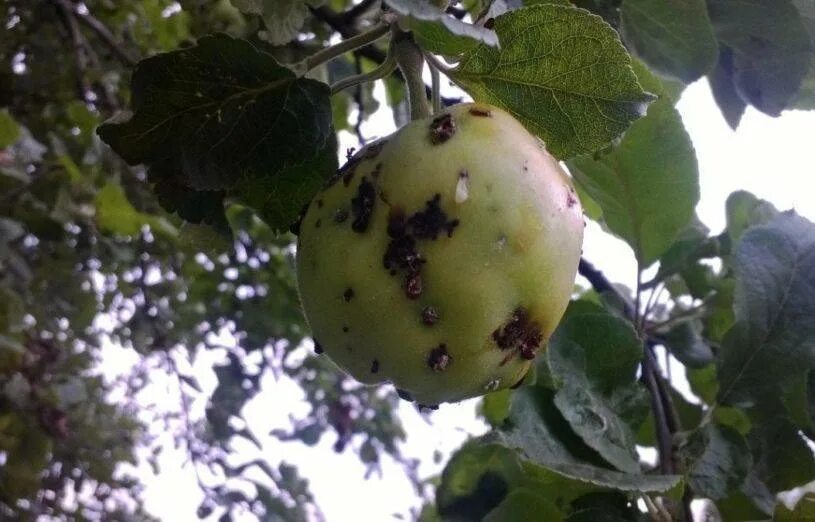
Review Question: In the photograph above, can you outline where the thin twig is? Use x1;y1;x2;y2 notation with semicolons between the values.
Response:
305;23;390;72
647;293;715;333
54;0;138;66
55;0;93;103
330;40;397;94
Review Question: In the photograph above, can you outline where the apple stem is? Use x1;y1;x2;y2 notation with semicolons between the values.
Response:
393;30;431;120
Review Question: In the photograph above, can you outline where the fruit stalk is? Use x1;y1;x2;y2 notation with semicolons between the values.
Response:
392;30;431;120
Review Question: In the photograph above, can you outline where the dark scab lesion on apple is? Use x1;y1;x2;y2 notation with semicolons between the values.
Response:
422;306;439;325
469;107;492;117
334;208;349;223
343;288;355;302
429;113;456;145
313;340;324;354
370;359;380;374
351;177;376;233
427;343;452;372
492;307;543;363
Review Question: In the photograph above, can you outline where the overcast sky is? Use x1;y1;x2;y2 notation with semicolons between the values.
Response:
117;76;815;521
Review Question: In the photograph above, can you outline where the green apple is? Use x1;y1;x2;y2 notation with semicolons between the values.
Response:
296;103;584;406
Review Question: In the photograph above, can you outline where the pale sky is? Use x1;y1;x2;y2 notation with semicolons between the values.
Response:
112;77;815;521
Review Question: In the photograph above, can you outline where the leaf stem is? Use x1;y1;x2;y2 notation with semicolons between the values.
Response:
331;42;397;95
393;31;430;120
304;23;390;73
423;51;454;75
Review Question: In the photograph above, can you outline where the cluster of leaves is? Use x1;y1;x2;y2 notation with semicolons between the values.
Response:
3;0;815;520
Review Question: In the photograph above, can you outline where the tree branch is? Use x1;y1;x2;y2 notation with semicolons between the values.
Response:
53;0;138;67
579;257;693;520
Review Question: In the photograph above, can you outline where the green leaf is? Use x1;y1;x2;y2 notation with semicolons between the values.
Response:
386;0;499;55
234;133;338;231
715;490;773;521
678;424;752;500
707;47;747;130
449;4;654;159
436;442;530;521
725;190;779;244
501;387;682;493
620;0;717;83
629;58;686;105
687;364;717;405
95;182;177;238
480;389;512;427
0;109;21;148
568;99;699;265
484;489;563;522
707;0;812;117
502;386;598;467
717;213;815;409
98;34;334;232
748;415;815;494
661;320;714;369
792;0;815;109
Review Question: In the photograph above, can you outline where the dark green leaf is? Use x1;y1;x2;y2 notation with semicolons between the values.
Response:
620;0;717;82
678;424;752;500
661;320;714;369
98;34;334;231
707;47;747;130
707;0;812;117
569;99;699;265
386;0;499;55
0;109;21;148
449;4;654;159
547;312;644;473
717;213;815;409
748;415;815;494
484;489;563;522
725;190;779;244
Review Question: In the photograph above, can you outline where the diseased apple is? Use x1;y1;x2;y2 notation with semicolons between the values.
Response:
296;103;584;406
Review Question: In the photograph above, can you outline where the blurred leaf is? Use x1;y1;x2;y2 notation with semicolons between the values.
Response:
660;319;714;369
620;0;717;82
748;415;815;494
449;4;654;159
484;488;563;521
232;0;312;45
725;190;779;244
0;109;21;148
707;47;747;130
481;389;512;427
707;0;812;117
717;213;815;409
678;424;752;500
569;100;699;265
95;182;177;238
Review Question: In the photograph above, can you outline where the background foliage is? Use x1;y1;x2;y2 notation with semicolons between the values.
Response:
1;0;814;520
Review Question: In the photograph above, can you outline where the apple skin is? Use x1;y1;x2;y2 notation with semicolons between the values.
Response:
296;103;584;406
